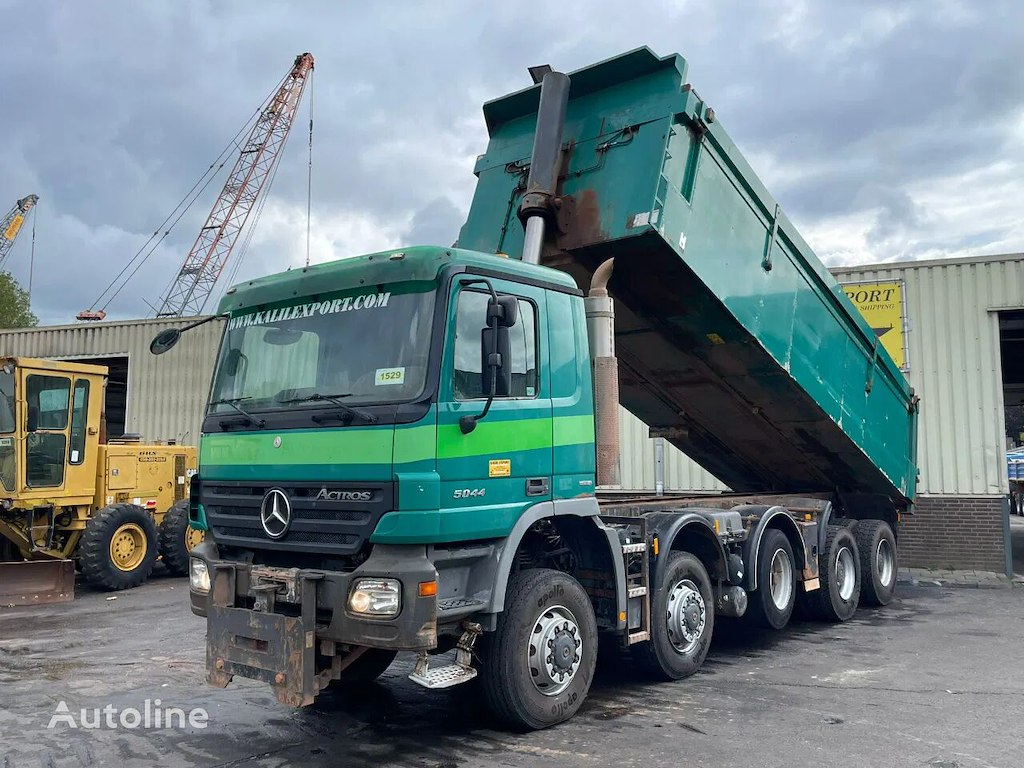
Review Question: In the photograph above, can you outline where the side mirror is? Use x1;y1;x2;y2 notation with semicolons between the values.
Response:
480;325;512;397
150;328;182;355
26;406;39;433
488;295;519;328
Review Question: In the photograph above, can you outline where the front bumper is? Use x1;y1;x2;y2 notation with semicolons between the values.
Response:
189;541;437;706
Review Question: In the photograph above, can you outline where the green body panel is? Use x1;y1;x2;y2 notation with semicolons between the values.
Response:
458;47;918;505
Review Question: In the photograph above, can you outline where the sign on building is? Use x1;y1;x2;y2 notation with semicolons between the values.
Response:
841;280;908;371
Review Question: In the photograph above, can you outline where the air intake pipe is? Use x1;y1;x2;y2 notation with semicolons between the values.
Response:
586;258;620;488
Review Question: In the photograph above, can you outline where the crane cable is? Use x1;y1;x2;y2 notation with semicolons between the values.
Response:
305;68;315;268
86;69;291;314
27;205;38;305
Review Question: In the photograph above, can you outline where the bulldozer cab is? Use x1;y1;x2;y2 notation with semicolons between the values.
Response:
0;356;105;506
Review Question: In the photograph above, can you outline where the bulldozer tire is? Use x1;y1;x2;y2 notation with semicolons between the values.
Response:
158;500;202;576
80;504;159;591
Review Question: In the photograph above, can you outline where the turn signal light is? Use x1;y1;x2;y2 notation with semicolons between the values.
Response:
418;580;437;597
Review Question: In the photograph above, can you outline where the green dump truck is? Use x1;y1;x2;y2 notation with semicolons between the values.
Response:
161;47;919;730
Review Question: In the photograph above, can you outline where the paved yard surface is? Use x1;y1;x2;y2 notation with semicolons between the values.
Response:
1;571;1022;768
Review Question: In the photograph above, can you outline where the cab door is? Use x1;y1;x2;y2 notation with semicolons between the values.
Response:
435;276;552;541
23;372;72;491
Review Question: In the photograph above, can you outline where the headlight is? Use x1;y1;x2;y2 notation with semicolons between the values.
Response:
348;578;401;616
190;558;211;593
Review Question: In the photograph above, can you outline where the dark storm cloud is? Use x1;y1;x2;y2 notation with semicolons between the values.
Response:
2;0;1021;323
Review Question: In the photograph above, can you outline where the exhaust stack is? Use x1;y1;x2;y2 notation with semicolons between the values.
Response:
586;259;621;488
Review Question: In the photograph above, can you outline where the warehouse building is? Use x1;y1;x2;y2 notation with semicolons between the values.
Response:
2;253;1020;573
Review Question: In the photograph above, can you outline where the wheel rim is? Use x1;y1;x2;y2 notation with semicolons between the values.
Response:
876;538;895;587
528;604;583;696
666;578;706;654
109;523;148;572
768;547;794;610
184;525;205;551
835;545;856;601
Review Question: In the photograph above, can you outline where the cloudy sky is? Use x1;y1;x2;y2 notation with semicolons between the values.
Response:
3;1;1022;324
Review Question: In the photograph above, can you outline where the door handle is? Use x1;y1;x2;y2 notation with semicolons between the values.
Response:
526;477;549;497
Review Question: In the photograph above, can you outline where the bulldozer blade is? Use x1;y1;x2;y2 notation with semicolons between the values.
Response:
0;560;75;606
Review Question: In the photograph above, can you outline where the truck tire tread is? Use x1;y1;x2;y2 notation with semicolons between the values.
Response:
479;568;597;731
853;519;897;606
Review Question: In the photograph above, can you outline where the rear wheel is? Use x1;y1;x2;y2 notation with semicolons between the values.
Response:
745;529;796;630
480;568;597;730
853;520;897;606
812;525;861;622
158;500;204;576
634;552;714;680
80;504;159;591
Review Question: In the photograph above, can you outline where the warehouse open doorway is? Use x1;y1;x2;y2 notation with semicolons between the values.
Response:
998;311;1024;576
65;355;129;439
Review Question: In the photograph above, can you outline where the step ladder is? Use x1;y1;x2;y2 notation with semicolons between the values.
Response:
604;516;652;646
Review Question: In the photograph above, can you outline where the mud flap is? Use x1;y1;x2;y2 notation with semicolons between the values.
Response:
205;569;321;706
0;560;75;606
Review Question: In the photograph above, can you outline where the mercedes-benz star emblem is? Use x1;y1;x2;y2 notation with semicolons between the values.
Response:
260;488;292;539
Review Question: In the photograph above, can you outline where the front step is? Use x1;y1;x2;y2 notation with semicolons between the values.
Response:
409;662;478;689
408;620;482;691
627;631;650;644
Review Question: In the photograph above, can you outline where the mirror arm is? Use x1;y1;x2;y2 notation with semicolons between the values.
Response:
457;277;501;435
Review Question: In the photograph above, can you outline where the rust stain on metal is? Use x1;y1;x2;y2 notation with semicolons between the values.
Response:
553;187;606;252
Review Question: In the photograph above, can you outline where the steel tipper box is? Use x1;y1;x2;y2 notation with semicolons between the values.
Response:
458;47;918;508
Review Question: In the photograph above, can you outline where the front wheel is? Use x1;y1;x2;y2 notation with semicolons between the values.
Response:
480;568;598;730
80;504;159;591
634;552;714;680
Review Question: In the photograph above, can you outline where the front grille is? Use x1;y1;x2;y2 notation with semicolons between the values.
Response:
201;480;393;556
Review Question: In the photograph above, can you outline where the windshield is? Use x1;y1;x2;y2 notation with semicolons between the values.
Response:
0;369;15;491
209;287;436;415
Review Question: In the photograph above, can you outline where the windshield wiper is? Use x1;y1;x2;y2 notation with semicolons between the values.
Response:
209;397;266;429
275;392;378;424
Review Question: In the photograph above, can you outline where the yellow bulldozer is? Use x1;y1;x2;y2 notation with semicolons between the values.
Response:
0;357;200;605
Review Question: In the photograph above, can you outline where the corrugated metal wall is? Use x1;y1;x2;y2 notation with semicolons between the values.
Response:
834;255;1024;496
0;316;225;445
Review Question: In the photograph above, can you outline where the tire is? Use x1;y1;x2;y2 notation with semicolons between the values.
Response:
745;529;796;630
158;499;203;576
853;520;898;606
634;552;715;680
320;648;398;691
80;503;159;591
480;569;598;730
812;525;861;622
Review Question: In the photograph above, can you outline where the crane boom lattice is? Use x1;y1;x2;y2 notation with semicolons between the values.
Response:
156;52;314;318
0;195;39;271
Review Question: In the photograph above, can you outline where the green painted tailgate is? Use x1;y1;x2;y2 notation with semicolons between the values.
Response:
459;47;918;506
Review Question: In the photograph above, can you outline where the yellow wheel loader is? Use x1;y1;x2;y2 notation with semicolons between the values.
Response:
0;357;199;605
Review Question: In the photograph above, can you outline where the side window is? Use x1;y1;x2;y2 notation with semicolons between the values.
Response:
453;291;537;400
26;375;70;488
27;375;70;430
69;380;89;465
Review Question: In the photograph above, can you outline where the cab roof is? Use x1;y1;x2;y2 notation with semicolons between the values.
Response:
216;246;580;313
